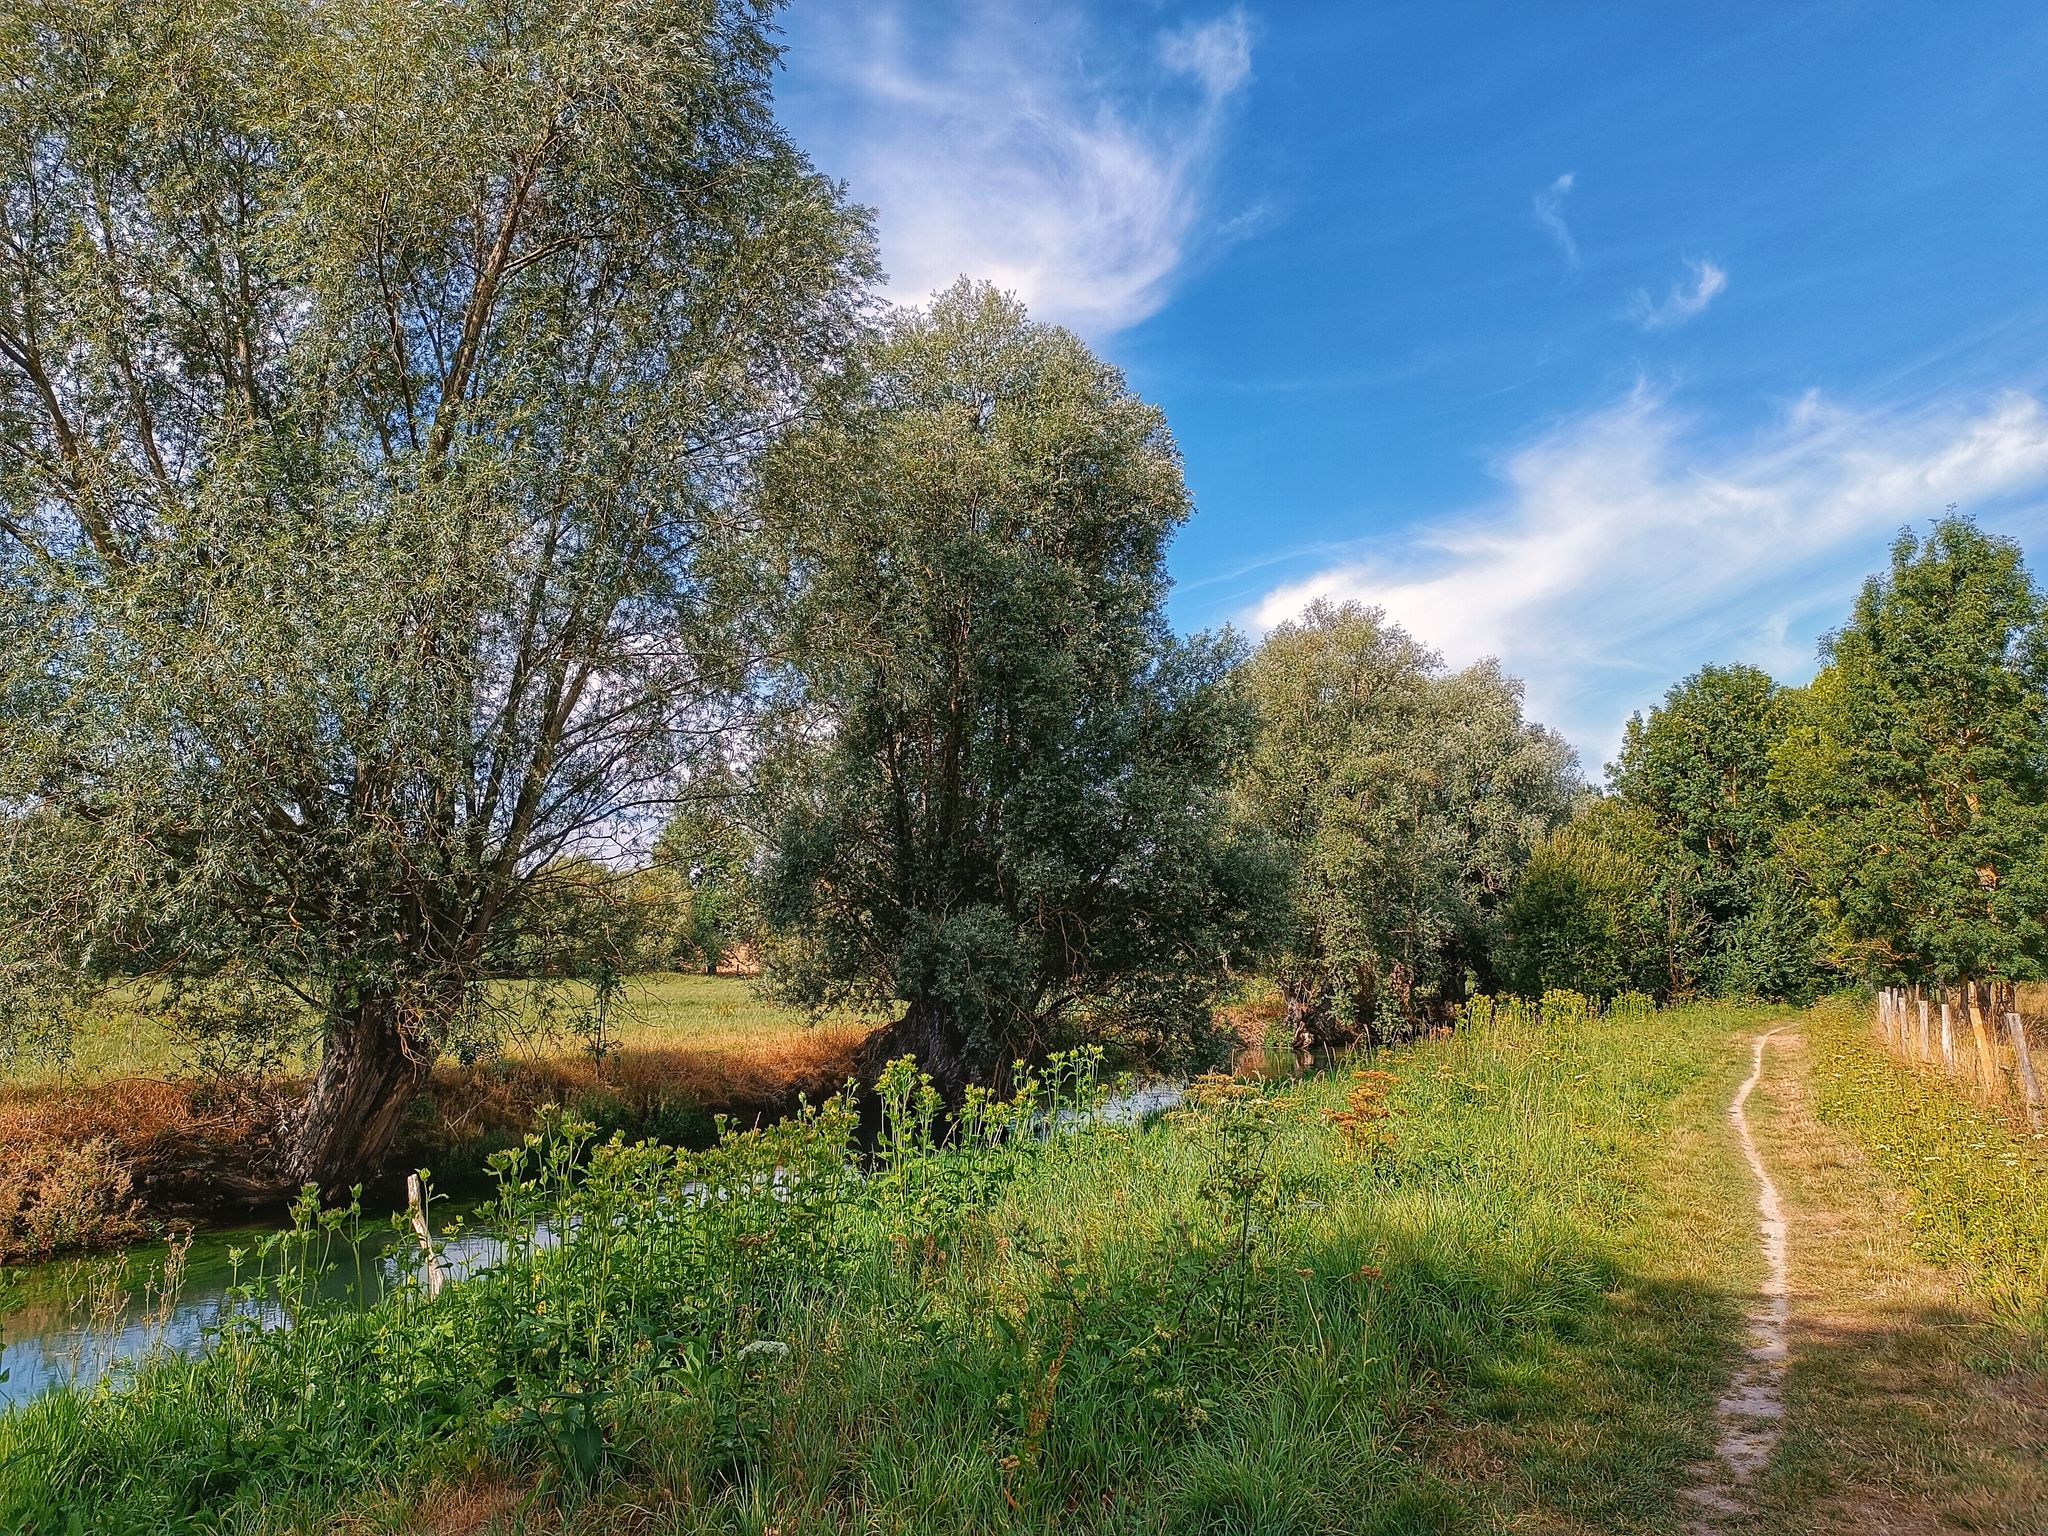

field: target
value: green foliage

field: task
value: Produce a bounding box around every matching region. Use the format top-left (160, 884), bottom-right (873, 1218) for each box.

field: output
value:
top-left (1, 1003), bottom-right (1770, 1533)
top-left (1504, 662), bottom-right (1830, 1004)
top-left (0, 0), bottom-right (876, 1185)
top-left (754, 282), bottom-right (1274, 1090)
top-left (1774, 519), bottom-right (2048, 985)
top-left (1608, 663), bottom-right (1826, 1001)
top-left (1498, 801), bottom-right (1666, 1000)
top-left (653, 790), bottom-right (767, 975)
top-left (1233, 601), bottom-right (1579, 1040)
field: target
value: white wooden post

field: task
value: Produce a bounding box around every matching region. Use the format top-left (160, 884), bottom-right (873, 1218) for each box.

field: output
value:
top-left (407, 1173), bottom-right (446, 1299)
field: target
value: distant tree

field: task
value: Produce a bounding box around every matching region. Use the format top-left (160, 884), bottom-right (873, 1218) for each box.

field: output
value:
top-left (1498, 799), bottom-right (1665, 1000)
top-left (0, 0), bottom-right (875, 1192)
top-left (752, 283), bottom-right (1274, 1095)
top-left (1773, 519), bottom-right (2048, 985)
top-left (1609, 664), bottom-right (1826, 1000)
top-left (653, 790), bottom-right (764, 976)
top-left (1234, 601), bottom-right (1580, 1044)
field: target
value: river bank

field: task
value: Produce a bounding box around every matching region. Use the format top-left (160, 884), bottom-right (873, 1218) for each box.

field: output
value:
top-left (5, 998), bottom-right (1789, 1534)
top-left (1, 975), bottom-right (882, 1261)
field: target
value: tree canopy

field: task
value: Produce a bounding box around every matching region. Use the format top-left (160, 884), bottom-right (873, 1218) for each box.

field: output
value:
top-left (0, 0), bottom-right (875, 1189)
top-left (1774, 518), bottom-right (2048, 985)
top-left (752, 282), bottom-right (1272, 1093)
top-left (1234, 601), bottom-right (1580, 1042)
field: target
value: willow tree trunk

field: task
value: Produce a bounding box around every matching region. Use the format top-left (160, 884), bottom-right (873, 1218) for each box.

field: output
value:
top-left (289, 993), bottom-right (432, 1200)
top-left (892, 998), bottom-right (998, 1103)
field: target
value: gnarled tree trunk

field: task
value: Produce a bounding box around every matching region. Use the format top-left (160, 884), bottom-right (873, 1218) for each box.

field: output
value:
top-left (288, 990), bottom-right (431, 1200)
top-left (891, 998), bottom-right (999, 1104)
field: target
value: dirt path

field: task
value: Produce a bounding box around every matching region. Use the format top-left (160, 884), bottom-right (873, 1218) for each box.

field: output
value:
top-left (1747, 1020), bottom-right (2047, 1534)
top-left (1683, 1024), bottom-right (1793, 1528)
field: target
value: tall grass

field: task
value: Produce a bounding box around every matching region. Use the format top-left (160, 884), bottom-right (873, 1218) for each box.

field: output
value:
top-left (1, 1001), bottom-right (1760, 1534)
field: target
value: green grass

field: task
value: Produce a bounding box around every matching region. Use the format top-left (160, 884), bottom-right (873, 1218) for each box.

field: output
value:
top-left (1806, 998), bottom-right (2048, 1338)
top-left (1, 974), bottom-right (840, 1089)
top-left (0, 1000), bottom-right (1772, 1534)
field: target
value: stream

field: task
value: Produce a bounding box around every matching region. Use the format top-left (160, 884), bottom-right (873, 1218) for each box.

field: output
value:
top-left (1, 1049), bottom-right (1335, 1410)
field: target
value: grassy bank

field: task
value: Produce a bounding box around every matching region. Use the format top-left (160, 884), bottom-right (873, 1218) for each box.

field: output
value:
top-left (1805, 998), bottom-right (2048, 1339)
top-left (0, 977), bottom-right (881, 1259)
top-left (1745, 1021), bottom-right (2048, 1534)
top-left (0, 998), bottom-right (1774, 1534)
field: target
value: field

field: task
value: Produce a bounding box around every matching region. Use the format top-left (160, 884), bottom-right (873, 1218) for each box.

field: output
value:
top-left (0, 977), bottom-right (883, 1256)
top-left (7, 997), bottom-right (2044, 1533)
top-left (1, 975), bottom-right (873, 1091)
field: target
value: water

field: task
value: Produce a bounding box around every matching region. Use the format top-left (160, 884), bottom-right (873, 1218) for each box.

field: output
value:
top-left (0, 1053), bottom-right (1343, 1409)
top-left (0, 1215), bottom-right (541, 1409)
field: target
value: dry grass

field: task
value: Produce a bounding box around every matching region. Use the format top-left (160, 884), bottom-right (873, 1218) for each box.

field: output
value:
top-left (1750, 1022), bottom-right (2048, 1535)
top-left (0, 976), bottom-right (883, 1244)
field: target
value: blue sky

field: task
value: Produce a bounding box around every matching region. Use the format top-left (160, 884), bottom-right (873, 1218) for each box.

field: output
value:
top-left (776, 1), bottom-right (2048, 772)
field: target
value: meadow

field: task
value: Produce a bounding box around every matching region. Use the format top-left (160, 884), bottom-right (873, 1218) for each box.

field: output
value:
top-left (0, 977), bottom-right (882, 1261)
top-left (1, 997), bottom-right (1779, 1535)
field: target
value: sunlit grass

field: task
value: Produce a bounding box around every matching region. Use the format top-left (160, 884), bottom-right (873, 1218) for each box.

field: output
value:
top-left (1, 999), bottom-right (1776, 1534)
top-left (1, 974), bottom-right (860, 1089)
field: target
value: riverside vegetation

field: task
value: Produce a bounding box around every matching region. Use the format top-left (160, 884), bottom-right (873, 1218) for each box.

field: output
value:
top-left (5, 994), bottom-right (1778, 1535)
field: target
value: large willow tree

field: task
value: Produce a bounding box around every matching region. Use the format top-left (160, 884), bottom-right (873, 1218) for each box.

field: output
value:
top-left (753, 283), bottom-right (1272, 1095)
top-left (0, 0), bottom-right (873, 1190)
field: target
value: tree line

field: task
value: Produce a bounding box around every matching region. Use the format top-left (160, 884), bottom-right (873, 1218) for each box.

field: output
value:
top-left (3, 0), bottom-right (2041, 1193)
top-left (1503, 517), bottom-right (2048, 1008)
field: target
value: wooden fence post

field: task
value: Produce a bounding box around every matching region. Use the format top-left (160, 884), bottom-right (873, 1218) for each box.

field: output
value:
top-left (1940, 995), bottom-right (1956, 1075)
top-left (1968, 982), bottom-right (2002, 1101)
top-left (1917, 994), bottom-right (1932, 1065)
top-left (408, 1172), bottom-right (447, 1299)
top-left (2008, 1011), bottom-right (2045, 1131)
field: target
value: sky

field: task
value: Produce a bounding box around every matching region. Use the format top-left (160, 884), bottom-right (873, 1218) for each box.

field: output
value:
top-left (774, 1), bottom-right (2048, 774)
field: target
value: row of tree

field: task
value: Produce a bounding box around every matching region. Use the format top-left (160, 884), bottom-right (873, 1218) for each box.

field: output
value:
top-left (1503, 518), bottom-right (2048, 1006)
top-left (5, 0), bottom-right (2041, 1192)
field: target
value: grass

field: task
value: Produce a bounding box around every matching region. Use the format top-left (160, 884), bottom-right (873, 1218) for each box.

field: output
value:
top-left (1804, 997), bottom-right (2048, 1337)
top-left (0, 974), bottom-right (865, 1090)
top-left (0, 997), bottom-right (1779, 1534)
top-left (1753, 1005), bottom-right (2048, 1534)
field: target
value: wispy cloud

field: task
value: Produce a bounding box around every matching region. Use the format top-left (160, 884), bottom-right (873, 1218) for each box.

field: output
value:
top-left (1160, 8), bottom-right (1253, 96)
top-left (1248, 386), bottom-right (2048, 766)
top-left (1533, 172), bottom-right (1580, 270)
top-left (1631, 257), bottom-right (1729, 330)
top-left (791, 4), bottom-right (1254, 336)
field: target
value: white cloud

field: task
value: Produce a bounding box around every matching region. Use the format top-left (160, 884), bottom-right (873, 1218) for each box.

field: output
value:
top-left (794, 4), bottom-right (1253, 336)
top-left (1533, 172), bottom-right (1579, 270)
top-left (1631, 257), bottom-right (1728, 330)
top-left (1249, 386), bottom-right (2048, 768)
top-left (1160, 8), bottom-right (1253, 96)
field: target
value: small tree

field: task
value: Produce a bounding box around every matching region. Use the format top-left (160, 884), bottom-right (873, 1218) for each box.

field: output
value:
top-left (1774, 518), bottom-right (2048, 986)
top-left (1235, 601), bottom-right (1579, 1043)
top-left (754, 283), bottom-right (1272, 1095)
top-left (0, 0), bottom-right (874, 1191)
top-left (654, 791), bottom-right (764, 976)
top-left (1499, 800), bottom-right (1665, 1000)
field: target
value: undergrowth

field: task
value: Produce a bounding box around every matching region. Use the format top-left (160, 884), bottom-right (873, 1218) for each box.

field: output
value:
top-left (1, 999), bottom-right (1757, 1534)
